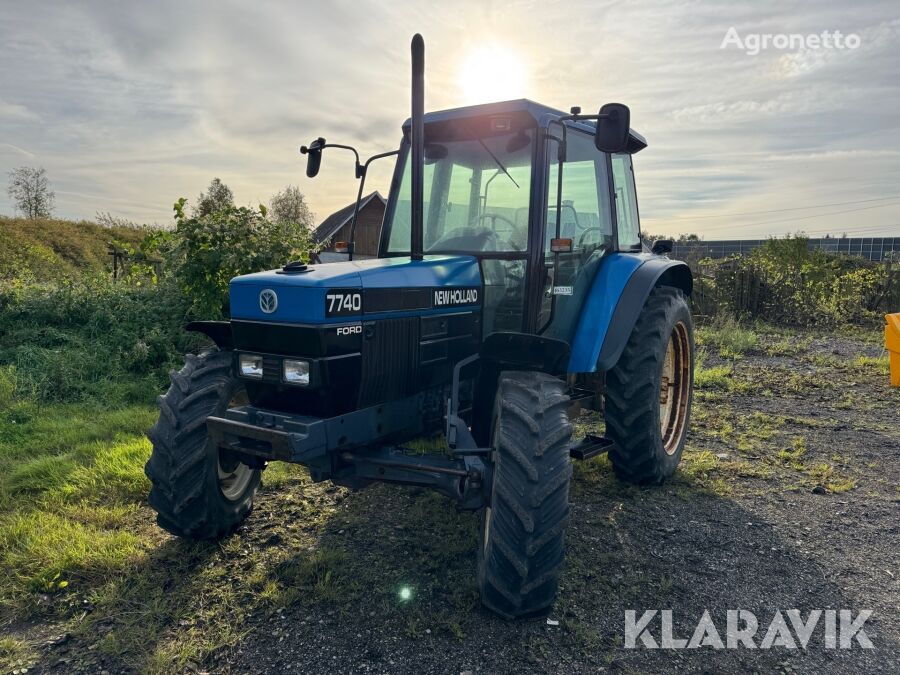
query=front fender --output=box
[567,254,692,373]
[185,320,233,351]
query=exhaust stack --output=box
[410,34,425,261]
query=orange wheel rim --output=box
[659,321,691,455]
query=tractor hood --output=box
[229,255,482,324]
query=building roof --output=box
[313,191,386,243]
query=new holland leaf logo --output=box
[259,289,278,314]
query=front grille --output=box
[358,317,419,407]
[261,355,283,383]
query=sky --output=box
[1,0,898,239]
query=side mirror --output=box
[300,137,326,178]
[651,239,674,255]
[594,103,630,154]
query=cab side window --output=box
[546,131,612,253]
[539,129,613,338]
[611,153,641,249]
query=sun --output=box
[458,45,528,105]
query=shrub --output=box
[0,278,195,404]
[692,236,895,327]
[151,199,320,318]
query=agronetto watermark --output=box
[625,609,874,649]
[720,27,861,56]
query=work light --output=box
[283,359,310,385]
[239,354,263,379]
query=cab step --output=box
[569,434,615,461]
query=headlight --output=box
[283,359,310,385]
[239,354,264,378]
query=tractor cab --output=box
[377,98,649,346]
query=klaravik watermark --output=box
[720,27,861,56]
[625,609,874,649]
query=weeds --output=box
[698,316,759,358]
[0,278,196,404]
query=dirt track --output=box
[24,328,900,674]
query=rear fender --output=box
[567,256,692,373]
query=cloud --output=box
[0,0,897,239]
[0,100,38,121]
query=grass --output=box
[0,636,36,673]
[0,390,326,672]
[0,216,149,282]
[697,317,758,358]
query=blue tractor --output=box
[146,35,694,619]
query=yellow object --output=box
[886,313,900,387]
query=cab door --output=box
[538,127,616,342]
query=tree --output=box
[7,166,55,219]
[269,185,314,227]
[194,177,234,217]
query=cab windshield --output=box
[386,129,534,253]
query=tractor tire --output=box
[145,350,260,539]
[477,371,573,620]
[605,285,694,484]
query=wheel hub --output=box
[217,390,254,501]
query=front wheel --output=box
[477,371,573,620]
[145,350,260,539]
[605,286,694,484]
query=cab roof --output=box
[402,98,647,153]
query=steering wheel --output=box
[577,228,604,249]
[478,213,522,250]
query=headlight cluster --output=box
[239,354,263,378]
[283,359,310,385]
[238,354,310,386]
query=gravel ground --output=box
[18,328,900,674]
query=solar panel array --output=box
[671,237,900,262]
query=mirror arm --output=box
[300,141,364,178]
[558,112,609,124]
[346,149,400,261]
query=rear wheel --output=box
[145,350,260,539]
[605,286,694,484]
[477,371,573,620]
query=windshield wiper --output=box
[476,137,519,188]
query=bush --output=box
[151,199,320,318]
[0,278,195,404]
[692,236,895,327]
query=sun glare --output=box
[458,45,528,105]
